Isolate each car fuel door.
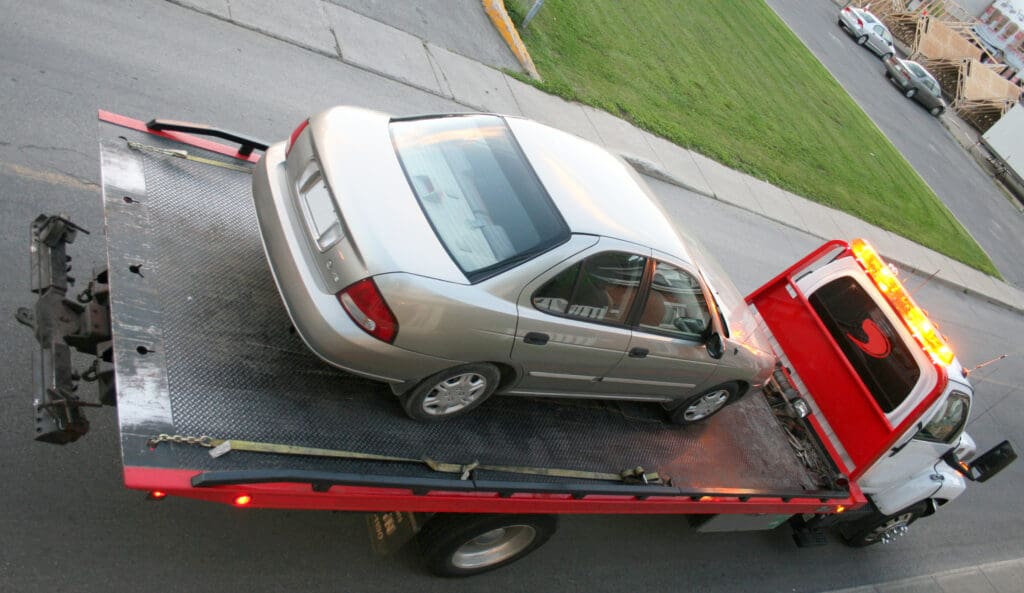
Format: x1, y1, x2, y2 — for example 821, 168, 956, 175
507, 238, 649, 398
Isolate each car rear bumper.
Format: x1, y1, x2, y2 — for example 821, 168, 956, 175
251, 142, 457, 386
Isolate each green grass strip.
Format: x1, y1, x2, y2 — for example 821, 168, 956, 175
506, 0, 997, 276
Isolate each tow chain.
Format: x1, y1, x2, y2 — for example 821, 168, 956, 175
147, 433, 665, 486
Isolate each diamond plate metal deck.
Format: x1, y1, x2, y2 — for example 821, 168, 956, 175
101, 121, 821, 493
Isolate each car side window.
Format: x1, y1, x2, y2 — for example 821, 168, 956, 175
637, 261, 711, 341
532, 252, 645, 324
873, 25, 884, 37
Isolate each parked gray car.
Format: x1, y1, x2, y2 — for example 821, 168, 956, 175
838, 5, 894, 59
884, 56, 947, 116
252, 106, 777, 423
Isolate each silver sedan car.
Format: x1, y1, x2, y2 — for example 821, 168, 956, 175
252, 106, 776, 423
883, 56, 947, 116
838, 5, 895, 59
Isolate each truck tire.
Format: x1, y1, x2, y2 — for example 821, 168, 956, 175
417, 514, 558, 577
841, 501, 929, 547
400, 363, 500, 421
669, 382, 740, 425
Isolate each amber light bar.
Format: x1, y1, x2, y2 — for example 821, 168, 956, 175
850, 239, 954, 365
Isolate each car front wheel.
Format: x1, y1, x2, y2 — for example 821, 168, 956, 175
882, 51, 893, 60
930, 105, 944, 116
905, 87, 918, 99
841, 502, 929, 547
669, 382, 740, 425
401, 363, 500, 421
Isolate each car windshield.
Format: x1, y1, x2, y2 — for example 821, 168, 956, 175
390, 115, 570, 281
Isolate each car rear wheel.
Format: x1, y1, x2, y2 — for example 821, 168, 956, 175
418, 514, 558, 577
669, 382, 739, 425
401, 363, 500, 421
930, 105, 944, 116
905, 87, 917, 99
856, 34, 868, 46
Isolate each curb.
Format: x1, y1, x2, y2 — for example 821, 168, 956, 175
481, 0, 541, 80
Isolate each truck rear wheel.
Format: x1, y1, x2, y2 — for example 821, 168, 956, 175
417, 514, 558, 577
841, 502, 928, 547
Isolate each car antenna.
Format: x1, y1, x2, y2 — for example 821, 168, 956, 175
965, 354, 1008, 377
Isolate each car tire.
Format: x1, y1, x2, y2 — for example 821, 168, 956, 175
930, 105, 944, 117
882, 52, 893, 60
905, 87, 917, 99
418, 514, 558, 577
856, 34, 868, 46
841, 502, 929, 547
669, 382, 740, 425
400, 363, 500, 421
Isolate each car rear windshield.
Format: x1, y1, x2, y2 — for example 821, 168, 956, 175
390, 115, 569, 281
862, 11, 877, 23
808, 276, 922, 414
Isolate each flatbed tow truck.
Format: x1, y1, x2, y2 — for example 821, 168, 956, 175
19, 112, 1017, 576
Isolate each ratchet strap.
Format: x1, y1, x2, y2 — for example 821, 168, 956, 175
148, 434, 664, 485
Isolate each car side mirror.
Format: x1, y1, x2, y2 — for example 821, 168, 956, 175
706, 332, 724, 360
943, 440, 1017, 483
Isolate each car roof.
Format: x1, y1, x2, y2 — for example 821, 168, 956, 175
505, 116, 697, 266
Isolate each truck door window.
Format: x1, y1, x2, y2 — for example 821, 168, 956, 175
532, 252, 645, 324
637, 261, 711, 340
916, 392, 970, 443
808, 277, 921, 414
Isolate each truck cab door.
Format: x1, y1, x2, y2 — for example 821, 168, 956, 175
858, 391, 972, 491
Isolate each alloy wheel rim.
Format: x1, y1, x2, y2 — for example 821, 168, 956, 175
683, 389, 730, 421
422, 372, 488, 415
451, 525, 537, 569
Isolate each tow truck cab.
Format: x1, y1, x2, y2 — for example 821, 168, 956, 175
750, 239, 1013, 521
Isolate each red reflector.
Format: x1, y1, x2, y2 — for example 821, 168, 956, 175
337, 278, 399, 343
233, 494, 252, 507
285, 119, 309, 157
148, 490, 168, 500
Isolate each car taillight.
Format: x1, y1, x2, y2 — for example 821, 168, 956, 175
856, 18, 863, 27
337, 278, 398, 343
850, 239, 955, 365
286, 119, 309, 157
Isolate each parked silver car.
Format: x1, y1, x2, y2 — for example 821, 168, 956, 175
252, 106, 776, 422
838, 5, 895, 59
884, 56, 946, 116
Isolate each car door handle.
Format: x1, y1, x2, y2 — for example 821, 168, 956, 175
523, 332, 549, 346
628, 347, 649, 358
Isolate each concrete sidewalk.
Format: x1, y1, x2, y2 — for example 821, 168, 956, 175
823, 557, 1024, 593
169, 0, 1024, 317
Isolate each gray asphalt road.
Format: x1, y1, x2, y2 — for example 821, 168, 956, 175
1, 2, 1022, 592
765, 0, 1024, 290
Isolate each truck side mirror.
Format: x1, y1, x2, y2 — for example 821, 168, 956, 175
943, 440, 1017, 483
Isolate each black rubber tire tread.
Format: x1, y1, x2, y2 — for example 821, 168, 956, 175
841, 501, 929, 547
417, 514, 558, 577
401, 363, 500, 422
857, 35, 868, 45
669, 381, 740, 425
905, 87, 917, 99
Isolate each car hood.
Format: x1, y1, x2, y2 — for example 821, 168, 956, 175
680, 235, 775, 358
